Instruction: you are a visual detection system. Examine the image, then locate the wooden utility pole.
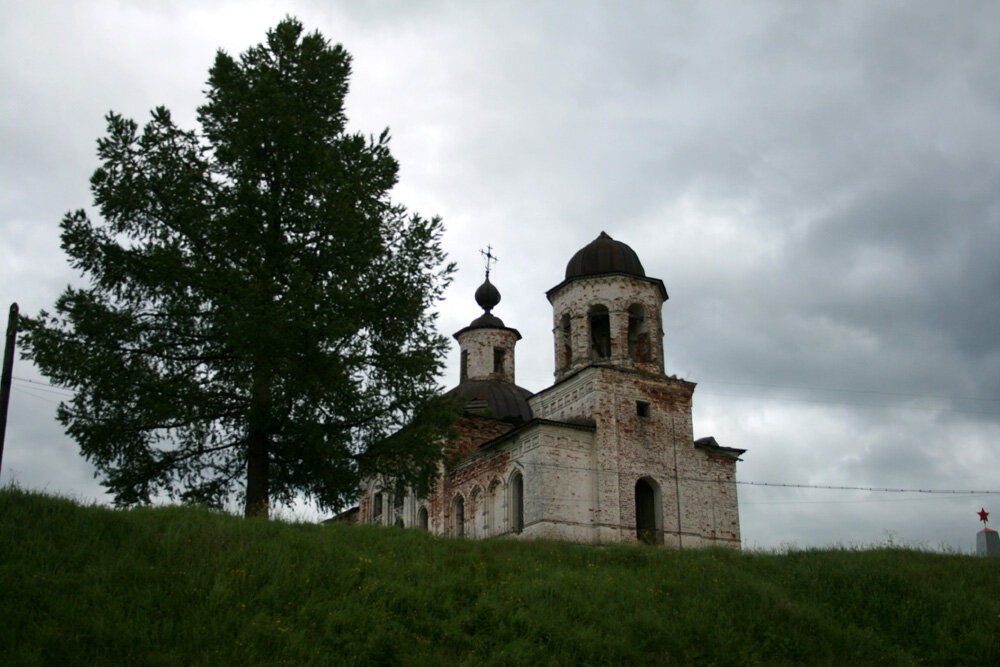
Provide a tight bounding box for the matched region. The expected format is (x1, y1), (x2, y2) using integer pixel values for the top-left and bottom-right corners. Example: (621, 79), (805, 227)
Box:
(0, 303), (19, 473)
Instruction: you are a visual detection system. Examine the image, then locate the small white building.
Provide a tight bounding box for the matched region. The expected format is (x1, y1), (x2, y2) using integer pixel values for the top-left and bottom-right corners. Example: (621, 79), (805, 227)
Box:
(360, 232), (744, 547)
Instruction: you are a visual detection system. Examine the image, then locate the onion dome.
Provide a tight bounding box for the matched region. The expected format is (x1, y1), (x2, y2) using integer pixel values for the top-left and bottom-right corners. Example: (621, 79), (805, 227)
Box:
(459, 276), (517, 333)
(475, 277), (501, 312)
(565, 231), (645, 280)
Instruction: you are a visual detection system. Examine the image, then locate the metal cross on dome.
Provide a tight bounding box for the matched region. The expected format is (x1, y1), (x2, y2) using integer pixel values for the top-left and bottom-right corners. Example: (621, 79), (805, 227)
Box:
(480, 245), (498, 280)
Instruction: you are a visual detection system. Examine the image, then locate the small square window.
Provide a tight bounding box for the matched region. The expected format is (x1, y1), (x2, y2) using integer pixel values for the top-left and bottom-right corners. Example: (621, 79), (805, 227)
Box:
(636, 401), (650, 417)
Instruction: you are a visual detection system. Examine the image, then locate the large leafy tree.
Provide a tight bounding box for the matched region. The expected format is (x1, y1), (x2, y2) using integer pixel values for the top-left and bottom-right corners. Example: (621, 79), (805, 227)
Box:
(22, 19), (456, 517)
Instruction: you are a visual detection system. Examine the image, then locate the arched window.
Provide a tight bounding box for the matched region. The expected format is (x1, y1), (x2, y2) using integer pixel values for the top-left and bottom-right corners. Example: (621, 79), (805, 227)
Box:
(372, 492), (383, 524)
(460, 349), (469, 382)
(635, 477), (663, 545)
(628, 303), (649, 362)
(417, 506), (429, 531)
(589, 305), (611, 359)
(557, 313), (572, 369)
(510, 471), (524, 534)
(453, 494), (465, 537)
(470, 486), (483, 538)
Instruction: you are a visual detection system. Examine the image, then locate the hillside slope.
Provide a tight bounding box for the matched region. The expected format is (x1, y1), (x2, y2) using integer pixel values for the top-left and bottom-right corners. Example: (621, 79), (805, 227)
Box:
(2, 488), (997, 664)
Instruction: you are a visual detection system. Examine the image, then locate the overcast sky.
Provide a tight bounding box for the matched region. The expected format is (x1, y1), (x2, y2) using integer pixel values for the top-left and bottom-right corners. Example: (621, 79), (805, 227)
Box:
(2, 1), (999, 551)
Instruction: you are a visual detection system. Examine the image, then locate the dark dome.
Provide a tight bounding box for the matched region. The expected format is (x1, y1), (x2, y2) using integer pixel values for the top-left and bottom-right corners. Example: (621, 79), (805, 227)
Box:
(468, 311), (506, 329)
(474, 278), (501, 312)
(565, 231), (645, 280)
(446, 380), (533, 422)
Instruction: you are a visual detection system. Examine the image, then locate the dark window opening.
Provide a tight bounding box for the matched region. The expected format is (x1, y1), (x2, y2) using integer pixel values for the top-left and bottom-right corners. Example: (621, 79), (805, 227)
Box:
(628, 303), (649, 362)
(511, 471), (524, 534)
(372, 492), (383, 524)
(636, 479), (658, 545)
(460, 349), (468, 382)
(453, 496), (465, 537)
(493, 347), (505, 374)
(637, 401), (650, 417)
(589, 306), (611, 359)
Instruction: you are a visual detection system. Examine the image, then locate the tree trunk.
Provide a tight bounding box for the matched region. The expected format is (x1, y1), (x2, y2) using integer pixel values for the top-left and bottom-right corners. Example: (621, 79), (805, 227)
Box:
(245, 427), (269, 517)
(245, 366), (271, 517)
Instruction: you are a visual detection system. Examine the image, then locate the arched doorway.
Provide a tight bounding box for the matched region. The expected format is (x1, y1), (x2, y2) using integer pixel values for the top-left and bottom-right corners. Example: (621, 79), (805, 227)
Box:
(417, 506), (429, 531)
(635, 478), (662, 545)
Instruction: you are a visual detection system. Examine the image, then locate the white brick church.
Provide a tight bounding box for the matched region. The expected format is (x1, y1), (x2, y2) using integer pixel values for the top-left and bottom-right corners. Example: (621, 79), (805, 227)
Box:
(358, 232), (743, 547)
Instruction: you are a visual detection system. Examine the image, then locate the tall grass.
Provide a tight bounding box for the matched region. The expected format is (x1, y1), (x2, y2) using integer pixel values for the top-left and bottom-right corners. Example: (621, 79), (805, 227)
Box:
(2, 487), (997, 665)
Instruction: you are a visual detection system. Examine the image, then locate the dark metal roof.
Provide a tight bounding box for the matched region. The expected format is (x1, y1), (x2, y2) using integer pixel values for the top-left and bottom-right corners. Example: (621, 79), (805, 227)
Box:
(565, 231), (646, 280)
(469, 311), (506, 329)
(694, 436), (745, 460)
(453, 317), (522, 340)
(445, 380), (534, 422)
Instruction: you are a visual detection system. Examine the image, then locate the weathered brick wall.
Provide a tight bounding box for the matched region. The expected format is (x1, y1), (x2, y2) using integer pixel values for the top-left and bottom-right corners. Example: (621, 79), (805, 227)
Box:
(423, 415), (517, 537)
(528, 364), (739, 547)
(548, 275), (665, 381)
(521, 426), (597, 541)
(455, 328), (520, 383)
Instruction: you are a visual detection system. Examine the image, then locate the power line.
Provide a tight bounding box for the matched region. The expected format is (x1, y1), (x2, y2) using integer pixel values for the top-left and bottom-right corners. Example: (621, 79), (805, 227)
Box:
(11, 377), (74, 397)
(515, 460), (1000, 495)
(11, 386), (65, 407)
(703, 378), (1000, 405)
(742, 495), (998, 506)
(700, 392), (999, 417)
(733, 480), (1000, 494)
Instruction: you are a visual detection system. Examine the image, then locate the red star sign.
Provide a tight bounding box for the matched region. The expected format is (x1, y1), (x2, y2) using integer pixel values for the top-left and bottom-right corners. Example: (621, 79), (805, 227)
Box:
(978, 508), (989, 525)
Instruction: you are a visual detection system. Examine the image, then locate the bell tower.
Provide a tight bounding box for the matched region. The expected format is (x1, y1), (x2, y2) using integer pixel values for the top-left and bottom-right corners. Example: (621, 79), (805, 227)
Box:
(546, 232), (668, 382)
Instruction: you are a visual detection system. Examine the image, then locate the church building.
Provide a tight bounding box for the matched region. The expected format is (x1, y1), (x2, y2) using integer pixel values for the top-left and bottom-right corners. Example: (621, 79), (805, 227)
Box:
(359, 232), (744, 547)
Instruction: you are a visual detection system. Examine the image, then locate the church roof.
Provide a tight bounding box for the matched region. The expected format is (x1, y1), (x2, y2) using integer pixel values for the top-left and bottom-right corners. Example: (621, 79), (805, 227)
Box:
(565, 231), (646, 279)
(694, 436), (745, 460)
(445, 380), (534, 422)
(547, 232), (668, 300)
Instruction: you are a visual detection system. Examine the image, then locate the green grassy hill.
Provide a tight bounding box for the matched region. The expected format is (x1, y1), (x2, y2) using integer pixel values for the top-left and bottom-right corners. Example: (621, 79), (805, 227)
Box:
(2, 487), (998, 665)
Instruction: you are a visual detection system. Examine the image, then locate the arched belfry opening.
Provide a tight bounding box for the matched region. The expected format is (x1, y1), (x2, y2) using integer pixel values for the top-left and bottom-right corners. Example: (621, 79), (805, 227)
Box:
(556, 313), (572, 370)
(628, 303), (649, 363)
(589, 305), (611, 359)
(635, 478), (663, 545)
